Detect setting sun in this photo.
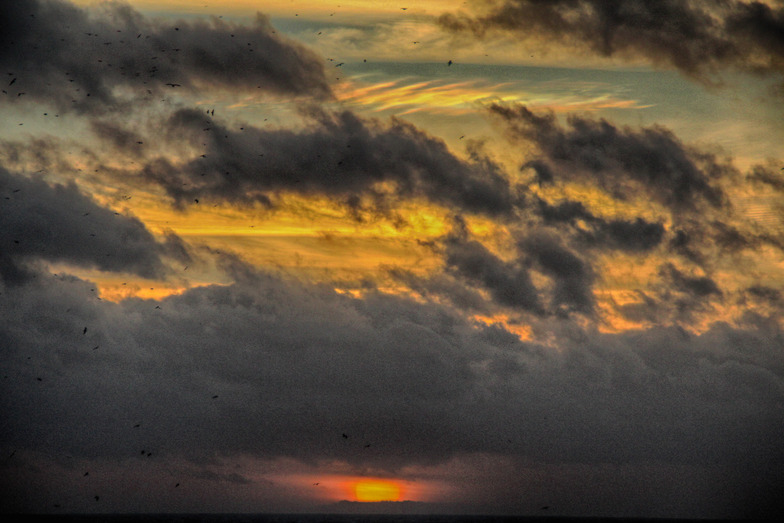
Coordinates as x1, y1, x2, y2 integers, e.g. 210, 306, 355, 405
354, 480, 401, 502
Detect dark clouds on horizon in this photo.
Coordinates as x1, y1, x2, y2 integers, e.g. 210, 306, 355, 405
2, 251, 783, 516
438, 0, 784, 88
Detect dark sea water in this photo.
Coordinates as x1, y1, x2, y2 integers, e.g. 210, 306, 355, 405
13, 515, 755, 523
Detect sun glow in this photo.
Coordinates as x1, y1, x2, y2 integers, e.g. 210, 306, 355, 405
353, 480, 401, 502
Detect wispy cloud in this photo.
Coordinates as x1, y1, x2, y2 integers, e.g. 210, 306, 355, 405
335, 75, 652, 116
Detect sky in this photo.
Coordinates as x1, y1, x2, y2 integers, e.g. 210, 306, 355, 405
1, 0, 783, 519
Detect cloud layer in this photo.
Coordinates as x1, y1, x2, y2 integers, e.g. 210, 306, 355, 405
439, 0, 784, 85
2, 255, 782, 516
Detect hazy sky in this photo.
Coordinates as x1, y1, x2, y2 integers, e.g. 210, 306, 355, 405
2, 0, 783, 519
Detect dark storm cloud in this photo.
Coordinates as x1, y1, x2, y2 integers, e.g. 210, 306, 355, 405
660, 263, 722, 298
439, 0, 784, 84
1, 265, 782, 515
90, 120, 146, 151
142, 107, 518, 217
437, 221, 596, 317
747, 163, 784, 191
747, 284, 783, 303
665, 212, 784, 272
0, 165, 180, 284
655, 263, 724, 320
519, 230, 595, 315
535, 197, 594, 224
442, 224, 543, 314
492, 103, 730, 211
535, 197, 666, 252
582, 217, 666, 252
0, 0, 332, 113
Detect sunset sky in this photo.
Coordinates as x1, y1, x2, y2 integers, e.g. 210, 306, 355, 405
2, 0, 784, 519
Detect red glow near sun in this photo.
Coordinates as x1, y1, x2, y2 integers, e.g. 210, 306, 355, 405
296, 473, 440, 504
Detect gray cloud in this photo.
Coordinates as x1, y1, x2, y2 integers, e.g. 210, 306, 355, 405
492, 103, 730, 211
519, 230, 595, 315
660, 263, 722, 298
1, 265, 782, 516
436, 220, 596, 317
747, 163, 784, 191
0, 0, 332, 113
0, 165, 182, 284
582, 217, 666, 252
142, 107, 519, 217
439, 0, 784, 85
442, 224, 543, 314
535, 197, 666, 253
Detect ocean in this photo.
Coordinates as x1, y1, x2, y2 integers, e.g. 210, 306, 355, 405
13, 515, 750, 523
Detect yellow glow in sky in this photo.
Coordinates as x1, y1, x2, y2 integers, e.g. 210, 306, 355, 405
354, 479, 401, 502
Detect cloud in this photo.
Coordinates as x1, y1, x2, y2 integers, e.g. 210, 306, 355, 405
141, 107, 519, 217
442, 222, 543, 314
747, 163, 784, 191
1, 264, 782, 515
519, 230, 595, 315
660, 263, 723, 298
438, 0, 784, 85
0, 165, 182, 284
535, 197, 666, 252
491, 103, 731, 211
0, 0, 332, 113
435, 218, 596, 317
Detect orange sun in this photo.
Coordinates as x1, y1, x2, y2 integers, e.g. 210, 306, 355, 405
353, 479, 401, 502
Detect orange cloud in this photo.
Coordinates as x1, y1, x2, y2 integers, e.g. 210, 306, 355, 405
335, 76, 651, 117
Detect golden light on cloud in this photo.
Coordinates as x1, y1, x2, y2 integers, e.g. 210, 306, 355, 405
472, 314, 533, 341
335, 76, 651, 119
336, 78, 518, 115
